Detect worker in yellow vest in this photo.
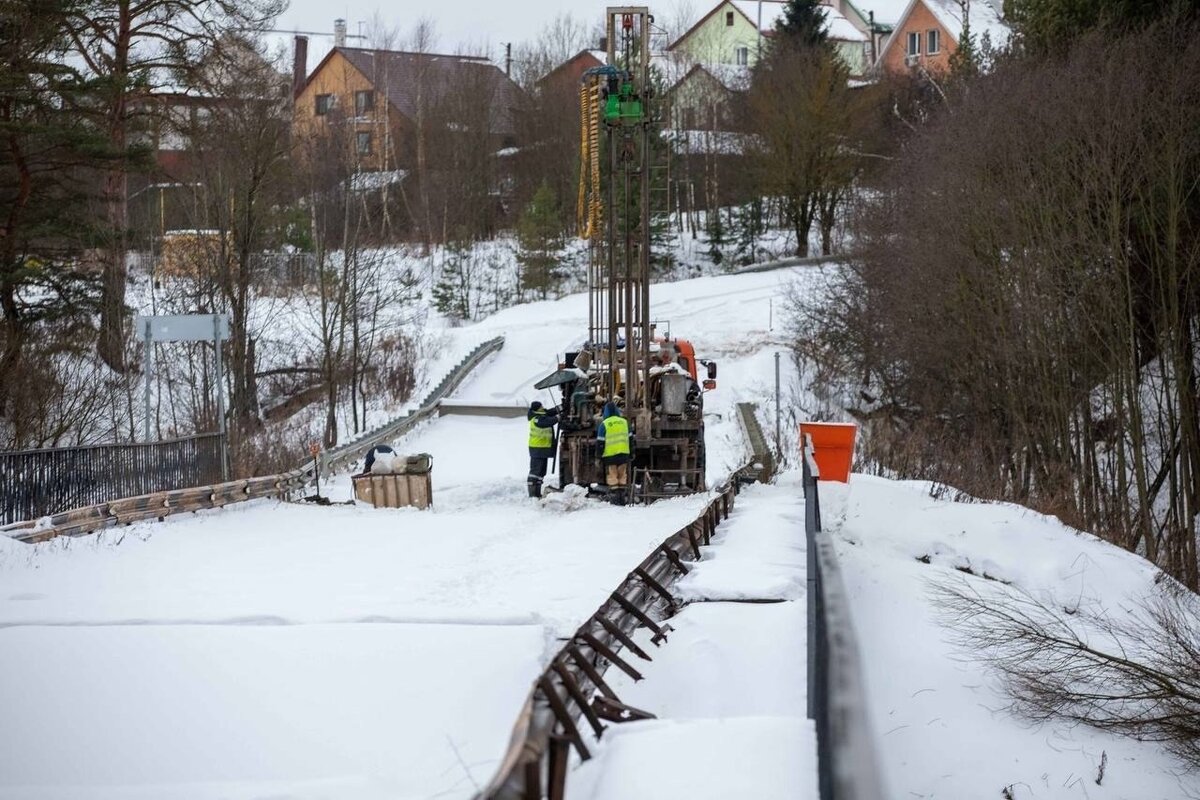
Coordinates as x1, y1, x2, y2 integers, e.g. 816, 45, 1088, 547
596, 401, 632, 505
527, 401, 558, 498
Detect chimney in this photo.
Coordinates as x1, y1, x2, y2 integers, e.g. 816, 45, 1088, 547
292, 35, 308, 99
333, 18, 347, 48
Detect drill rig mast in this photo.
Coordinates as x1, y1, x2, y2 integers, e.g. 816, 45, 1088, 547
538, 6, 711, 502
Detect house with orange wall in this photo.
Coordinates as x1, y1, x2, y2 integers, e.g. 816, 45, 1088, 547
877, 0, 1009, 74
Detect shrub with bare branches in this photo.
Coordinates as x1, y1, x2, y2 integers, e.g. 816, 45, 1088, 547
937, 577, 1200, 767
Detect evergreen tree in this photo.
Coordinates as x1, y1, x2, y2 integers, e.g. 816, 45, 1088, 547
733, 199, 766, 265
1004, 0, 1199, 53
0, 0, 116, 436
517, 181, 563, 300
705, 208, 727, 267
432, 236, 474, 321
774, 0, 831, 49
947, 15, 979, 80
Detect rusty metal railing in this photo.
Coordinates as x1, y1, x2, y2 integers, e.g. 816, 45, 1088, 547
476, 476, 744, 800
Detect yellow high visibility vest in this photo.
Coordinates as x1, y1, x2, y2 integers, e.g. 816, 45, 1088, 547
529, 415, 554, 448
601, 416, 630, 457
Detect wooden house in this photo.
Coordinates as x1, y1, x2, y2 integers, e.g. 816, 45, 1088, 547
293, 46, 526, 171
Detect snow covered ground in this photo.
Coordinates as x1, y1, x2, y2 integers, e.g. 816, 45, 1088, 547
567, 475, 818, 800
821, 475, 1200, 800
0, 267, 809, 799
10, 258, 1188, 800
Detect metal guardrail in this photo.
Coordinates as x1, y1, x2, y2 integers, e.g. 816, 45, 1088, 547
476, 474, 746, 800
0, 434, 225, 526
1, 470, 307, 544
730, 253, 844, 274
302, 336, 505, 477
736, 402, 776, 481
803, 433, 886, 800
2, 338, 505, 544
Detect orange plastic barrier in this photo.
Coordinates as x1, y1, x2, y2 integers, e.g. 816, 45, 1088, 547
799, 421, 857, 483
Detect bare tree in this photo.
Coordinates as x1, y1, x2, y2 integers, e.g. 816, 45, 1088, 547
937, 576, 1200, 768
793, 20, 1200, 587
746, 41, 865, 256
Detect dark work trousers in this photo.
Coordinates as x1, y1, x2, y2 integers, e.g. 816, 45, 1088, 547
528, 448, 552, 497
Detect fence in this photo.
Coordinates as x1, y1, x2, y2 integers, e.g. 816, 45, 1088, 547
0, 434, 225, 527
803, 434, 886, 800
1, 338, 506, 544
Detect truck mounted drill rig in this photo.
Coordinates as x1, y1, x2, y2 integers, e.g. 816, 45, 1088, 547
535, 6, 718, 503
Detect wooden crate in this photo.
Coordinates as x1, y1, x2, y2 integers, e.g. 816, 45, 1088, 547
352, 472, 433, 510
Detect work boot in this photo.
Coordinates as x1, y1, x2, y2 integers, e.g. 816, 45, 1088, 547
609, 487, 626, 506
527, 479, 542, 498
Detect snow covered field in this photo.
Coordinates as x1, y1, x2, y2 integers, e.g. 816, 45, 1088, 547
0, 268, 807, 798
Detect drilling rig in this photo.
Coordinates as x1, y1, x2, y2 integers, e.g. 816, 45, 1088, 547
535, 6, 718, 503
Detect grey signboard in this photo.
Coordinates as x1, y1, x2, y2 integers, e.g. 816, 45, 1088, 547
134, 313, 230, 342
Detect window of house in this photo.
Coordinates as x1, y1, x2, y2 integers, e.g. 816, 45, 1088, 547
354, 89, 375, 115
314, 93, 334, 115
356, 131, 372, 155
906, 31, 921, 56
927, 29, 941, 54
725, 10, 734, 25
735, 46, 749, 65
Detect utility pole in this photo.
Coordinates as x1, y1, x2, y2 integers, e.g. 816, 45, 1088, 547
504, 42, 512, 77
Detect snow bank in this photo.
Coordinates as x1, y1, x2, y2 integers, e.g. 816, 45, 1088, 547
822, 474, 1197, 799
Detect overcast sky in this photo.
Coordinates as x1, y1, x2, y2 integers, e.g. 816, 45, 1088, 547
273, 0, 624, 60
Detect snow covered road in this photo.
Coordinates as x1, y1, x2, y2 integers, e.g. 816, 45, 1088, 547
0, 268, 813, 799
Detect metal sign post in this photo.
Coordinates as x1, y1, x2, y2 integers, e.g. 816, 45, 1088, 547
774, 351, 782, 456
134, 313, 232, 479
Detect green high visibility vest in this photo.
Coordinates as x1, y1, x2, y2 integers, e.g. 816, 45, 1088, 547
529, 415, 554, 448
601, 416, 630, 458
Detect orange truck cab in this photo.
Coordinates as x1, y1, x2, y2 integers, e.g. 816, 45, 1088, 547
655, 337, 717, 389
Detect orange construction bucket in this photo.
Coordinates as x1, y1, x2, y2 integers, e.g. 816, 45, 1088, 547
799, 422, 857, 483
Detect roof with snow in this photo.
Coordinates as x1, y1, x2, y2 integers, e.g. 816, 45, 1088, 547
921, 0, 1010, 48
727, 0, 867, 41
852, 0, 914, 27
879, 0, 1010, 53
309, 47, 525, 135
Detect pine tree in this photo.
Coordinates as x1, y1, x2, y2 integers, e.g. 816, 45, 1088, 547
774, 0, 831, 49
432, 236, 473, 321
0, 0, 116, 435
733, 199, 766, 265
705, 208, 727, 267
948, 9, 979, 80
517, 181, 563, 300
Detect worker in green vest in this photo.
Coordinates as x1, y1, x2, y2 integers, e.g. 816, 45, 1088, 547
596, 400, 632, 504
527, 401, 558, 498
